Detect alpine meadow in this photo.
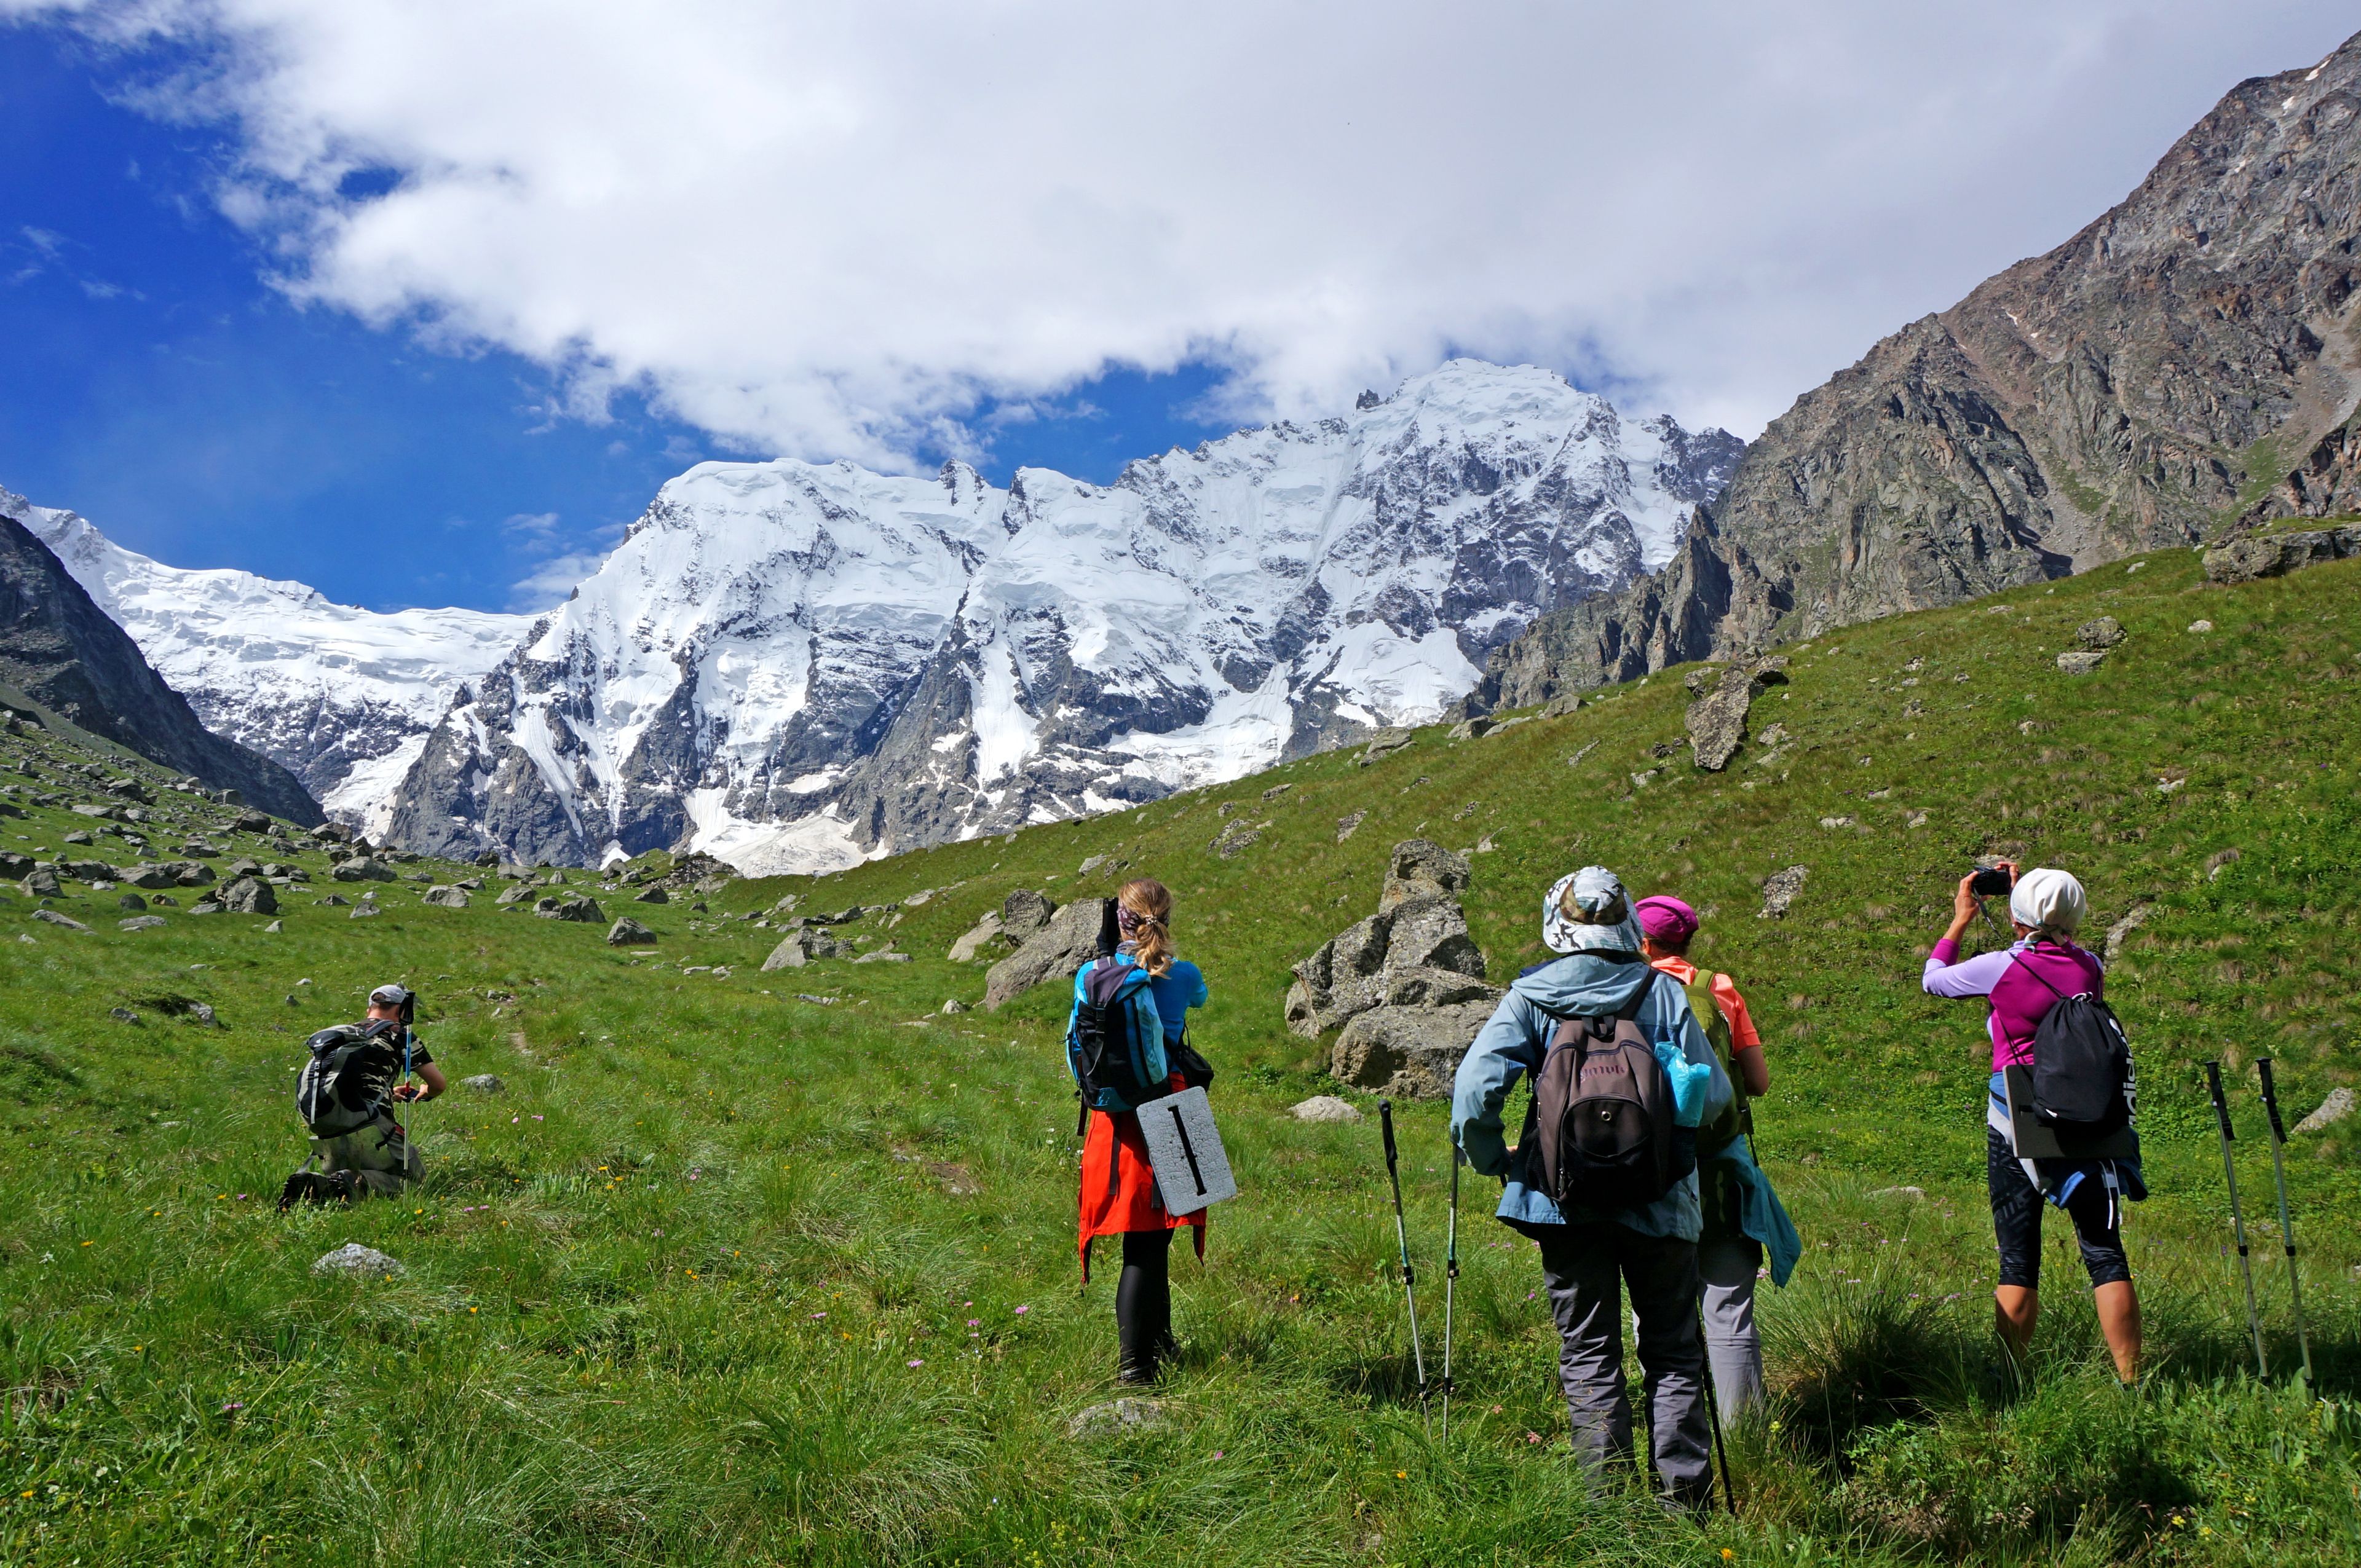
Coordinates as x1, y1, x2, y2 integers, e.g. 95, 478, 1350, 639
11, 10, 2361, 1568
5, 541, 2359, 1565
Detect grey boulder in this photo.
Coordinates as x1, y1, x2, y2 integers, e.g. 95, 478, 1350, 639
1289, 1095, 1363, 1123
985, 897, 1108, 1009
2056, 650, 2108, 674
462, 1074, 506, 1094
536, 896, 604, 923
1758, 864, 1808, 919
1330, 1001, 1496, 1100
221, 875, 278, 915
419, 885, 470, 909
607, 916, 657, 946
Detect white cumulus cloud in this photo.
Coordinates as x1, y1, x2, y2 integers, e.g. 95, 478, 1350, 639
10, 0, 2356, 461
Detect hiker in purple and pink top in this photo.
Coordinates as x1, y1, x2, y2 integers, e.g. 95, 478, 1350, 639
1924, 865, 2143, 1383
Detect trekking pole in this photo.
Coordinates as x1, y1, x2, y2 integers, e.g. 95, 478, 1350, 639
1377, 1100, 1430, 1428
1697, 1323, 1737, 1515
2204, 1062, 2268, 1379
1440, 1141, 1460, 1439
2255, 1059, 2315, 1392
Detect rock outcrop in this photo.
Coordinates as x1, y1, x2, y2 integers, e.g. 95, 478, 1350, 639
1468, 30, 2361, 707
1683, 657, 1789, 771
2202, 523, 2361, 584
1286, 840, 1498, 1098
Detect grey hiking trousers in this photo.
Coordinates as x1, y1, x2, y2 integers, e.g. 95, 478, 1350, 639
1536, 1223, 1713, 1507
1698, 1235, 1766, 1426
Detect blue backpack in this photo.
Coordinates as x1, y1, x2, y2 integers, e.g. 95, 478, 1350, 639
1068, 956, 1168, 1113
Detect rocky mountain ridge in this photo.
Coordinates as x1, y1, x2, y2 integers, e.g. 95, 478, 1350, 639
1470, 28, 2361, 707
0, 516, 322, 822
383, 361, 1739, 872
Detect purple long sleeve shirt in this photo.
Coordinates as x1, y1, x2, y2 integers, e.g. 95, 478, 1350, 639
1923, 936, 2103, 1070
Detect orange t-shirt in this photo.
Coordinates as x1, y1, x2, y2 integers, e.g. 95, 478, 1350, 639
1648, 956, 1762, 1052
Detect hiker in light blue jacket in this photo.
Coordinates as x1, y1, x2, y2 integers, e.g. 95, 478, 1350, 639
1451, 866, 1733, 1510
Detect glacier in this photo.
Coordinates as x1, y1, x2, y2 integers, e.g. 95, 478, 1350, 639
384, 360, 1739, 872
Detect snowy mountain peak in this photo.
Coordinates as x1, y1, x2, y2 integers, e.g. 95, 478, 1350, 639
384, 360, 1741, 873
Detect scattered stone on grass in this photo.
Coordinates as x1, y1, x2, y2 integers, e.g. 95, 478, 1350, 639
2103, 901, 2154, 963
263, 919, 282, 932
109, 1006, 141, 1024
420, 885, 469, 910
312, 1243, 405, 1279
347, 902, 381, 918
2295, 1088, 2355, 1135
2187, 619, 2213, 633
633, 884, 670, 904
2076, 616, 2126, 650
1758, 864, 1808, 919
32, 909, 90, 931
1066, 1398, 1165, 1440
1358, 728, 1413, 766
1335, 810, 1367, 843
607, 917, 657, 947
462, 1074, 506, 1094
2055, 650, 2108, 675
1210, 819, 1262, 859
1868, 1186, 1926, 1201
117, 915, 167, 931
941, 998, 968, 1015
1290, 1095, 1363, 1123
947, 910, 1005, 963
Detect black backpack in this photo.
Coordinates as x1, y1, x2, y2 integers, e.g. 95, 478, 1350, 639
295, 1020, 409, 1138
1528, 977, 1693, 1212
2010, 951, 2135, 1136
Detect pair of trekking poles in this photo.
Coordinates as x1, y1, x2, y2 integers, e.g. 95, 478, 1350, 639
1376, 1101, 1737, 1513
2203, 1057, 2314, 1390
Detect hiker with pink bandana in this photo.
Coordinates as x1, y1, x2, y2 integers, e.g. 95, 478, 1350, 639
1639, 894, 1797, 1424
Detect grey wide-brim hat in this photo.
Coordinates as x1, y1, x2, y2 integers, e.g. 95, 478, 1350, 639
1541, 865, 1643, 955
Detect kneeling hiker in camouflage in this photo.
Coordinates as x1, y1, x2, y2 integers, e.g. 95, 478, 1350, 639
279, 983, 446, 1208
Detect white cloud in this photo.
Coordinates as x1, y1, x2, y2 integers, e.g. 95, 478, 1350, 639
13, 1, 2357, 456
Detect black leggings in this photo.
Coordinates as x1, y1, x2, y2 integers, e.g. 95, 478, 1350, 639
1987, 1129, 2131, 1289
1115, 1229, 1175, 1381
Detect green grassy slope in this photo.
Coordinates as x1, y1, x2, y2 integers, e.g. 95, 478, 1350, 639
4, 544, 2358, 1565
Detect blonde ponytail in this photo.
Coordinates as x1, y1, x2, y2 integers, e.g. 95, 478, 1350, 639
1117, 878, 1176, 977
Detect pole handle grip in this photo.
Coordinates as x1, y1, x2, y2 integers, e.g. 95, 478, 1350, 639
2204, 1060, 2234, 1141
1379, 1098, 1399, 1168
2257, 1058, 2288, 1143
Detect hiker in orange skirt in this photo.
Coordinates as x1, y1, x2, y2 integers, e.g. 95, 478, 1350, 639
1069, 878, 1209, 1384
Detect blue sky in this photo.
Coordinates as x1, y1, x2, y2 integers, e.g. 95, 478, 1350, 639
4, 4, 2352, 617
0, 24, 1236, 612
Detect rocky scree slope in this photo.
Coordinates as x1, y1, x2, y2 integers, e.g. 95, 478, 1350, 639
0, 516, 321, 824
384, 361, 1738, 873
1473, 28, 2361, 707
5, 487, 528, 835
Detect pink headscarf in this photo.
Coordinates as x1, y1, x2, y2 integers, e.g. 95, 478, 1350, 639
1634, 895, 1699, 947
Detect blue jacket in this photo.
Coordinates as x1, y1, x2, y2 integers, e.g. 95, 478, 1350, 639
1704, 1134, 1802, 1285
1450, 953, 1731, 1241
1066, 953, 1168, 1111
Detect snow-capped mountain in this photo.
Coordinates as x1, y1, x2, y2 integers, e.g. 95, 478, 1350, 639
386, 361, 1740, 872
4, 488, 530, 835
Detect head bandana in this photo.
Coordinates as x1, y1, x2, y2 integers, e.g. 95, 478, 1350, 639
1115, 904, 1147, 940
1541, 866, 1644, 955
2009, 867, 2087, 936
1634, 896, 1700, 948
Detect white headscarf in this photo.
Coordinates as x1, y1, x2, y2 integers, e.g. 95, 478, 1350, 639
2009, 867, 2087, 936
1541, 865, 1644, 955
